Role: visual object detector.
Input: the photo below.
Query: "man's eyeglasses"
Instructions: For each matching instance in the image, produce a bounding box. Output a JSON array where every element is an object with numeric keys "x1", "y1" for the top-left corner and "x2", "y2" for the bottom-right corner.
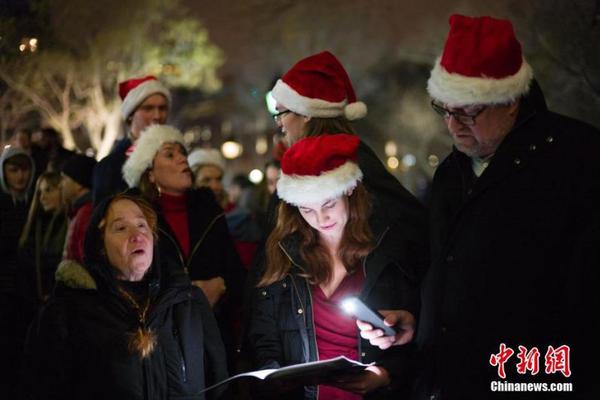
[
  {"x1": 430, "y1": 101, "x2": 486, "y2": 126},
  {"x1": 273, "y1": 109, "x2": 292, "y2": 122}
]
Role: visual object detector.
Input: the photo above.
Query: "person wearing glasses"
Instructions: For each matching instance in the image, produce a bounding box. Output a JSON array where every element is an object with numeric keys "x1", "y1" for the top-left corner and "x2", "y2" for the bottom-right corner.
[
  {"x1": 252, "y1": 52, "x2": 429, "y2": 347},
  {"x1": 403, "y1": 14, "x2": 600, "y2": 399}
]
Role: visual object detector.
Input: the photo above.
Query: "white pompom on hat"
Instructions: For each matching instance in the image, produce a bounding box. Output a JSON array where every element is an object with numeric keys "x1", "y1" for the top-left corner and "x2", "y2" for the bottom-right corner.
[
  {"x1": 277, "y1": 133, "x2": 363, "y2": 206},
  {"x1": 271, "y1": 51, "x2": 367, "y2": 120},
  {"x1": 427, "y1": 14, "x2": 533, "y2": 107},
  {"x1": 122, "y1": 124, "x2": 185, "y2": 188},
  {"x1": 119, "y1": 76, "x2": 171, "y2": 119}
]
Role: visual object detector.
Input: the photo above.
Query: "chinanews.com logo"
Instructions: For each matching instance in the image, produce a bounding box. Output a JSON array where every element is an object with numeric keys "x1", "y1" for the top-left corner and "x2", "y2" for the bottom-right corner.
[{"x1": 489, "y1": 343, "x2": 573, "y2": 393}]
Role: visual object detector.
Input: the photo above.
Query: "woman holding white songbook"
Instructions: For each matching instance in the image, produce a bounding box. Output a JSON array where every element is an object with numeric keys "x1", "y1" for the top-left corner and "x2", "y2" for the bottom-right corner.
[{"x1": 248, "y1": 134, "x2": 419, "y2": 400}]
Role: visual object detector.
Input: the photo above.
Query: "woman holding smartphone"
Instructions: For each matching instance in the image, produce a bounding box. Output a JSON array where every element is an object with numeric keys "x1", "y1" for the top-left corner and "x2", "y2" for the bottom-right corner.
[{"x1": 249, "y1": 134, "x2": 418, "y2": 400}]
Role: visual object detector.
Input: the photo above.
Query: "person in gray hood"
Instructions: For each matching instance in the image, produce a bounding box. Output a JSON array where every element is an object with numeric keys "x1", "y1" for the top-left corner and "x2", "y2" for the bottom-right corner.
[{"x1": 0, "y1": 145, "x2": 35, "y2": 397}]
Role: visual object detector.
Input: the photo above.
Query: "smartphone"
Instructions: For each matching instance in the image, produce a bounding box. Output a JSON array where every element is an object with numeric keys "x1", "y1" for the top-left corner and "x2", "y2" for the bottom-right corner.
[{"x1": 340, "y1": 296, "x2": 397, "y2": 336}]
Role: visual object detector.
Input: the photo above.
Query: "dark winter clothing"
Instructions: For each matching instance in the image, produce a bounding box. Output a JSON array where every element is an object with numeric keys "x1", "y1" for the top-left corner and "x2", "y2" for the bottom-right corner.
[
  {"x1": 248, "y1": 216, "x2": 420, "y2": 400},
  {"x1": 155, "y1": 188, "x2": 243, "y2": 287},
  {"x1": 23, "y1": 194, "x2": 229, "y2": 400},
  {"x1": 0, "y1": 147, "x2": 35, "y2": 397},
  {"x1": 154, "y1": 188, "x2": 245, "y2": 370},
  {"x1": 225, "y1": 203, "x2": 262, "y2": 269},
  {"x1": 92, "y1": 138, "x2": 131, "y2": 205},
  {"x1": 416, "y1": 81, "x2": 600, "y2": 399},
  {"x1": 18, "y1": 209, "x2": 68, "y2": 303},
  {"x1": 62, "y1": 153, "x2": 97, "y2": 189}
]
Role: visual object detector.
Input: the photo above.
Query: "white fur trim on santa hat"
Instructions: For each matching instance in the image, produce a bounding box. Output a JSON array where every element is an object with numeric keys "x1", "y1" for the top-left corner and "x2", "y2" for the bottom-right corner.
[
  {"x1": 121, "y1": 80, "x2": 171, "y2": 119},
  {"x1": 427, "y1": 57, "x2": 534, "y2": 106},
  {"x1": 122, "y1": 124, "x2": 185, "y2": 188},
  {"x1": 277, "y1": 161, "x2": 363, "y2": 206},
  {"x1": 188, "y1": 148, "x2": 225, "y2": 171},
  {"x1": 272, "y1": 79, "x2": 348, "y2": 118}
]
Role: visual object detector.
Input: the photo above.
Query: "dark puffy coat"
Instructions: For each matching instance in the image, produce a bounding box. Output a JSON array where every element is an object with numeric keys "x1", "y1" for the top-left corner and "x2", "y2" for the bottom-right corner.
[
  {"x1": 416, "y1": 81, "x2": 600, "y2": 399},
  {"x1": 23, "y1": 195, "x2": 229, "y2": 400},
  {"x1": 248, "y1": 217, "x2": 420, "y2": 400},
  {"x1": 92, "y1": 138, "x2": 131, "y2": 205}
]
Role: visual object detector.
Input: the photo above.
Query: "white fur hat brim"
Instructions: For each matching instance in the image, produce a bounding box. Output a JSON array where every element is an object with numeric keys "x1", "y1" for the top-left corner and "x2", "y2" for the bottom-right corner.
[
  {"x1": 272, "y1": 79, "x2": 350, "y2": 119},
  {"x1": 427, "y1": 56, "x2": 534, "y2": 106},
  {"x1": 188, "y1": 148, "x2": 225, "y2": 171},
  {"x1": 277, "y1": 161, "x2": 363, "y2": 206},
  {"x1": 121, "y1": 80, "x2": 171, "y2": 119},
  {"x1": 122, "y1": 124, "x2": 185, "y2": 187}
]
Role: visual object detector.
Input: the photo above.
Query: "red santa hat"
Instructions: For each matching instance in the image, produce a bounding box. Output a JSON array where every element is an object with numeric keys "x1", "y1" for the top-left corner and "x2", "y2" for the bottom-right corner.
[
  {"x1": 277, "y1": 134, "x2": 363, "y2": 206},
  {"x1": 119, "y1": 76, "x2": 171, "y2": 119},
  {"x1": 271, "y1": 51, "x2": 367, "y2": 120},
  {"x1": 122, "y1": 124, "x2": 185, "y2": 188},
  {"x1": 427, "y1": 14, "x2": 534, "y2": 106}
]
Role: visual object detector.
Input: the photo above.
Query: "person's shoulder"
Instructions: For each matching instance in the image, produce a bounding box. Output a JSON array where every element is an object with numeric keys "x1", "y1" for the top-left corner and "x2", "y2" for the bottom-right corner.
[{"x1": 543, "y1": 111, "x2": 600, "y2": 143}]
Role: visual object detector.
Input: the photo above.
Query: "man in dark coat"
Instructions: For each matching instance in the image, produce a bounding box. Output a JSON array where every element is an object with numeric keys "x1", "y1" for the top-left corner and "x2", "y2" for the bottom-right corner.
[
  {"x1": 92, "y1": 76, "x2": 170, "y2": 204},
  {"x1": 415, "y1": 14, "x2": 600, "y2": 399}
]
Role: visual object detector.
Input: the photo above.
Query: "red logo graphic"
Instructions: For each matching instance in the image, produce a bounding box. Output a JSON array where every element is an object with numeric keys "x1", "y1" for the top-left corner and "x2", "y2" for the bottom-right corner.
[
  {"x1": 489, "y1": 343, "x2": 514, "y2": 379},
  {"x1": 545, "y1": 345, "x2": 572, "y2": 377},
  {"x1": 516, "y1": 345, "x2": 540, "y2": 375},
  {"x1": 490, "y1": 344, "x2": 571, "y2": 378}
]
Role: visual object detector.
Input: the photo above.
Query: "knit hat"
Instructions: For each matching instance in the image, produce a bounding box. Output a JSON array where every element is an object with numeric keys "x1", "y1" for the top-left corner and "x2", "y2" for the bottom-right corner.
[
  {"x1": 427, "y1": 14, "x2": 534, "y2": 106},
  {"x1": 188, "y1": 148, "x2": 225, "y2": 172},
  {"x1": 277, "y1": 134, "x2": 362, "y2": 206},
  {"x1": 122, "y1": 124, "x2": 186, "y2": 188},
  {"x1": 271, "y1": 51, "x2": 367, "y2": 120},
  {"x1": 62, "y1": 154, "x2": 97, "y2": 189},
  {"x1": 119, "y1": 76, "x2": 171, "y2": 119}
]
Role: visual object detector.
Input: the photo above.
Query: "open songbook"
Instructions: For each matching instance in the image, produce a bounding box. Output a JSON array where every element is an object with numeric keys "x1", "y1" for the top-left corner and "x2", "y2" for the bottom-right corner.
[{"x1": 200, "y1": 356, "x2": 372, "y2": 394}]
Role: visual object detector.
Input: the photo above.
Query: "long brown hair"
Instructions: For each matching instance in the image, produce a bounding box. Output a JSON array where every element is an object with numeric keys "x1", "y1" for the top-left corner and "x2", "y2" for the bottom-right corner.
[
  {"x1": 260, "y1": 183, "x2": 374, "y2": 287},
  {"x1": 304, "y1": 117, "x2": 357, "y2": 138},
  {"x1": 138, "y1": 170, "x2": 159, "y2": 203},
  {"x1": 19, "y1": 172, "x2": 64, "y2": 247}
]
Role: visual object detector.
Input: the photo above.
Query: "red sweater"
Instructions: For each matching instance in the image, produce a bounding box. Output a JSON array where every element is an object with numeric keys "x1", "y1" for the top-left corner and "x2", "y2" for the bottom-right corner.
[
  {"x1": 158, "y1": 192, "x2": 190, "y2": 259},
  {"x1": 312, "y1": 270, "x2": 365, "y2": 400}
]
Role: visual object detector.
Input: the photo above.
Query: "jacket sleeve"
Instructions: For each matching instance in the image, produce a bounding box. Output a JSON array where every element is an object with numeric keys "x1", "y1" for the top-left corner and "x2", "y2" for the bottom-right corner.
[
  {"x1": 193, "y1": 288, "x2": 230, "y2": 400},
  {"x1": 21, "y1": 301, "x2": 72, "y2": 400},
  {"x1": 247, "y1": 284, "x2": 283, "y2": 370}
]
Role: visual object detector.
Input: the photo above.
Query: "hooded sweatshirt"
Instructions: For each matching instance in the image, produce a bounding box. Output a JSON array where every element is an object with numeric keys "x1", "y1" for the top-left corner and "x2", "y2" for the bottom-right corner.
[{"x1": 0, "y1": 146, "x2": 35, "y2": 294}]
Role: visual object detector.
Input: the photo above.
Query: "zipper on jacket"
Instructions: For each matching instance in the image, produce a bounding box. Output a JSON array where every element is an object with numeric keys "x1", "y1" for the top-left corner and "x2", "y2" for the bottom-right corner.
[
  {"x1": 158, "y1": 227, "x2": 187, "y2": 274},
  {"x1": 159, "y1": 212, "x2": 224, "y2": 275},
  {"x1": 173, "y1": 328, "x2": 188, "y2": 383},
  {"x1": 185, "y1": 213, "x2": 224, "y2": 270}
]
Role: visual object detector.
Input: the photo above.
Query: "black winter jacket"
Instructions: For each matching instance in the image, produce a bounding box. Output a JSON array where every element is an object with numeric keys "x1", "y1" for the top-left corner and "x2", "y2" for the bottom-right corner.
[
  {"x1": 248, "y1": 218, "x2": 420, "y2": 400},
  {"x1": 155, "y1": 188, "x2": 244, "y2": 296},
  {"x1": 92, "y1": 138, "x2": 131, "y2": 205},
  {"x1": 23, "y1": 195, "x2": 229, "y2": 400},
  {"x1": 416, "y1": 81, "x2": 600, "y2": 399}
]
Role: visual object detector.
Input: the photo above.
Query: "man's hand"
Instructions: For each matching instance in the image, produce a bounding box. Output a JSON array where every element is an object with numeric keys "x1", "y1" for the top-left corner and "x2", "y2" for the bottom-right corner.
[
  {"x1": 331, "y1": 365, "x2": 390, "y2": 394},
  {"x1": 356, "y1": 310, "x2": 415, "y2": 350},
  {"x1": 192, "y1": 277, "x2": 226, "y2": 307}
]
